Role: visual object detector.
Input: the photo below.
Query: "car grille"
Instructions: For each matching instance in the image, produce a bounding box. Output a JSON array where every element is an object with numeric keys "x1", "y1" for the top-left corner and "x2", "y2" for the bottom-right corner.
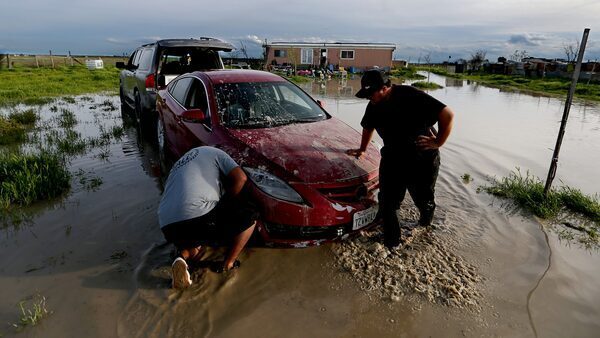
[
  {"x1": 317, "y1": 178, "x2": 379, "y2": 203},
  {"x1": 264, "y1": 222, "x2": 352, "y2": 240}
]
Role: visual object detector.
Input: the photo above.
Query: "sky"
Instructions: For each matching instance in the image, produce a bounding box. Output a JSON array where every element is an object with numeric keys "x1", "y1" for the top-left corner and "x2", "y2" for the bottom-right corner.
[{"x1": 1, "y1": 0, "x2": 599, "y2": 63}]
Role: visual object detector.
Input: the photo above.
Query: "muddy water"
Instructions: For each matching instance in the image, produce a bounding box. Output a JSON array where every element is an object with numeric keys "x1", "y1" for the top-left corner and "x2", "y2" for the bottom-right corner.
[{"x1": 0, "y1": 75, "x2": 599, "y2": 337}]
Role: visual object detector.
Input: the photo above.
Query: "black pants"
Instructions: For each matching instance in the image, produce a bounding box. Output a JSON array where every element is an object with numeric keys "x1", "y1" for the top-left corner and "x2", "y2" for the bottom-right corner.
[
  {"x1": 161, "y1": 198, "x2": 258, "y2": 250},
  {"x1": 379, "y1": 148, "x2": 440, "y2": 246}
]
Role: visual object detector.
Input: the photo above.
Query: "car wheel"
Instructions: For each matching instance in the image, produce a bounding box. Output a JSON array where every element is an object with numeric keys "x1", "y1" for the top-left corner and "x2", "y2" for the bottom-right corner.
[
  {"x1": 156, "y1": 117, "x2": 170, "y2": 174},
  {"x1": 119, "y1": 86, "x2": 131, "y2": 118},
  {"x1": 134, "y1": 92, "x2": 142, "y2": 123}
]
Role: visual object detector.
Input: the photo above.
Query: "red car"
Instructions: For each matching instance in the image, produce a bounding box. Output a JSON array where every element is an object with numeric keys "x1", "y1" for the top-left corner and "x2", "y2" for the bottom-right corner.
[{"x1": 156, "y1": 69, "x2": 381, "y2": 247}]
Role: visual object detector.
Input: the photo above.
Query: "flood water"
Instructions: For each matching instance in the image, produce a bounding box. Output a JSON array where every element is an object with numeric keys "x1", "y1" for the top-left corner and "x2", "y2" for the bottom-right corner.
[{"x1": 1, "y1": 73, "x2": 599, "y2": 337}]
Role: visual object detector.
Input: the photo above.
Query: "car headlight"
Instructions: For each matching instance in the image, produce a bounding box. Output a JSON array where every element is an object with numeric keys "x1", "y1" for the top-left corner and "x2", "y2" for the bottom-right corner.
[{"x1": 244, "y1": 167, "x2": 304, "y2": 204}]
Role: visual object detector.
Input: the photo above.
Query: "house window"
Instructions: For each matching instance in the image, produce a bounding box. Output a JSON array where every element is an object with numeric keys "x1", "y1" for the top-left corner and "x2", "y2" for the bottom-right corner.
[
  {"x1": 301, "y1": 48, "x2": 313, "y2": 64},
  {"x1": 340, "y1": 50, "x2": 355, "y2": 60},
  {"x1": 274, "y1": 50, "x2": 287, "y2": 58}
]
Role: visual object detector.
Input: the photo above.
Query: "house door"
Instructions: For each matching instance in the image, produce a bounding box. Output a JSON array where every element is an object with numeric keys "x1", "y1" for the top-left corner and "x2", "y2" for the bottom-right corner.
[{"x1": 320, "y1": 49, "x2": 327, "y2": 68}]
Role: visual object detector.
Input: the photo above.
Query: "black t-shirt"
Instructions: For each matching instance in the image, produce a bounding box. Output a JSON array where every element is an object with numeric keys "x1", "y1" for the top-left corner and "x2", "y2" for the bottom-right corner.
[{"x1": 360, "y1": 85, "x2": 446, "y2": 154}]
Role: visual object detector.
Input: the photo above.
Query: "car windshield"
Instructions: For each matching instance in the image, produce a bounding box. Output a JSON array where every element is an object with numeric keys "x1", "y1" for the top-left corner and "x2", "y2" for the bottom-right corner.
[{"x1": 214, "y1": 81, "x2": 327, "y2": 128}]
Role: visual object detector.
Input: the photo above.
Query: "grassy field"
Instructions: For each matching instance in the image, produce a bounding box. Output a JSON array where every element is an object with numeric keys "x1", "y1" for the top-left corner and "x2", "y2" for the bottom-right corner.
[
  {"x1": 423, "y1": 66, "x2": 600, "y2": 102},
  {"x1": 0, "y1": 65, "x2": 120, "y2": 106}
]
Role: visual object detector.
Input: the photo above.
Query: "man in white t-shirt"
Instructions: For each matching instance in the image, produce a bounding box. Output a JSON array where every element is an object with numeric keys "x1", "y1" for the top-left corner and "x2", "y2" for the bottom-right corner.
[{"x1": 158, "y1": 146, "x2": 258, "y2": 289}]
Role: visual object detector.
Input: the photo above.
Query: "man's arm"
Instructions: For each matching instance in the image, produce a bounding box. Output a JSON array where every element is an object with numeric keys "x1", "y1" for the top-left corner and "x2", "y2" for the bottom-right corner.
[
  {"x1": 346, "y1": 128, "x2": 375, "y2": 158},
  {"x1": 416, "y1": 106, "x2": 454, "y2": 150},
  {"x1": 225, "y1": 167, "x2": 247, "y2": 198}
]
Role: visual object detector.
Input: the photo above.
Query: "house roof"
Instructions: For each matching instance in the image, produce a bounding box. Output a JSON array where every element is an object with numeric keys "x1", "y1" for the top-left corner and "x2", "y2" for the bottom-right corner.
[{"x1": 264, "y1": 42, "x2": 396, "y2": 50}]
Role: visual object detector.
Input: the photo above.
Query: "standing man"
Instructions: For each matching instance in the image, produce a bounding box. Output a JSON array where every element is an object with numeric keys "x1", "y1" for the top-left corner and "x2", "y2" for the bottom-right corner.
[
  {"x1": 347, "y1": 70, "x2": 454, "y2": 248},
  {"x1": 158, "y1": 146, "x2": 258, "y2": 289}
]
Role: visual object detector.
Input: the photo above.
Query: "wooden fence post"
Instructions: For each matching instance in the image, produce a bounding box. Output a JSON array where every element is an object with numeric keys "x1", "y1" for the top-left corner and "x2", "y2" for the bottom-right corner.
[
  {"x1": 35, "y1": 55, "x2": 39, "y2": 68},
  {"x1": 544, "y1": 28, "x2": 590, "y2": 196},
  {"x1": 50, "y1": 50, "x2": 54, "y2": 68},
  {"x1": 7, "y1": 53, "x2": 11, "y2": 69}
]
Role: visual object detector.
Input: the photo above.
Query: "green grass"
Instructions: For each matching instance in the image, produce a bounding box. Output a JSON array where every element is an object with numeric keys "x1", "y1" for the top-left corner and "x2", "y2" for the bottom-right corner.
[
  {"x1": 558, "y1": 187, "x2": 600, "y2": 223},
  {"x1": 484, "y1": 170, "x2": 600, "y2": 243},
  {"x1": 484, "y1": 170, "x2": 561, "y2": 218},
  {"x1": 461, "y1": 173, "x2": 473, "y2": 183},
  {"x1": 0, "y1": 109, "x2": 40, "y2": 145},
  {"x1": 411, "y1": 81, "x2": 443, "y2": 90},
  {"x1": 9, "y1": 109, "x2": 38, "y2": 125},
  {"x1": 0, "y1": 65, "x2": 120, "y2": 106},
  {"x1": 0, "y1": 152, "x2": 71, "y2": 209},
  {"x1": 390, "y1": 67, "x2": 427, "y2": 80},
  {"x1": 0, "y1": 116, "x2": 26, "y2": 145},
  {"x1": 12, "y1": 294, "x2": 51, "y2": 331},
  {"x1": 460, "y1": 73, "x2": 600, "y2": 102},
  {"x1": 57, "y1": 108, "x2": 78, "y2": 128}
]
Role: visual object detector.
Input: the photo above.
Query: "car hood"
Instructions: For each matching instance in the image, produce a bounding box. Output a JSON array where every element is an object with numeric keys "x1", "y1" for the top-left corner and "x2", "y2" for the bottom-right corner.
[{"x1": 227, "y1": 118, "x2": 380, "y2": 183}]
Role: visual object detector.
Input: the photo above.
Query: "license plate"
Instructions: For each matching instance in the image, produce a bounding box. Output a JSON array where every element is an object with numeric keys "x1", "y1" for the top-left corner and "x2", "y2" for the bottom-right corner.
[{"x1": 352, "y1": 205, "x2": 378, "y2": 231}]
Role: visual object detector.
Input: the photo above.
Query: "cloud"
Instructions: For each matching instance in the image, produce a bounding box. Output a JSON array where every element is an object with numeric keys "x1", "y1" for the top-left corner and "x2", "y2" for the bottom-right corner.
[
  {"x1": 508, "y1": 34, "x2": 548, "y2": 47},
  {"x1": 106, "y1": 38, "x2": 130, "y2": 45},
  {"x1": 246, "y1": 35, "x2": 263, "y2": 45}
]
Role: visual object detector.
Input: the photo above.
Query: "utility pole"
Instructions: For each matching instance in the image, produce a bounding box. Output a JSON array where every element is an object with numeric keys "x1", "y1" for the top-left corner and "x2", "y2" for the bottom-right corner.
[{"x1": 544, "y1": 28, "x2": 590, "y2": 196}]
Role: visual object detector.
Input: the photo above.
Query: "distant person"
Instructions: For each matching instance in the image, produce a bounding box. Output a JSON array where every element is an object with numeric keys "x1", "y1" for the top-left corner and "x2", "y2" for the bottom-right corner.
[
  {"x1": 347, "y1": 70, "x2": 454, "y2": 248},
  {"x1": 158, "y1": 146, "x2": 258, "y2": 289}
]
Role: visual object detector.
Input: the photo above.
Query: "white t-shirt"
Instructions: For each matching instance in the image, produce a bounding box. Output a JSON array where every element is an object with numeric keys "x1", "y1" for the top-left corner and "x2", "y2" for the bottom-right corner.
[{"x1": 158, "y1": 146, "x2": 239, "y2": 228}]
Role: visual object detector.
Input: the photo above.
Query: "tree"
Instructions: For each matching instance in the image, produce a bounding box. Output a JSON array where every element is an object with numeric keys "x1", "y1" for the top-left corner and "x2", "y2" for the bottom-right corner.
[
  {"x1": 238, "y1": 40, "x2": 249, "y2": 59},
  {"x1": 563, "y1": 40, "x2": 580, "y2": 63},
  {"x1": 565, "y1": 42, "x2": 579, "y2": 62},
  {"x1": 469, "y1": 49, "x2": 487, "y2": 72},
  {"x1": 510, "y1": 49, "x2": 529, "y2": 62},
  {"x1": 423, "y1": 52, "x2": 432, "y2": 82}
]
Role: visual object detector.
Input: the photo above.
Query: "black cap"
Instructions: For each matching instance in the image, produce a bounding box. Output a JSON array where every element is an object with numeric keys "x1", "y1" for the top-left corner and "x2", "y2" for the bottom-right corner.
[{"x1": 355, "y1": 70, "x2": 389, "y2": 98}]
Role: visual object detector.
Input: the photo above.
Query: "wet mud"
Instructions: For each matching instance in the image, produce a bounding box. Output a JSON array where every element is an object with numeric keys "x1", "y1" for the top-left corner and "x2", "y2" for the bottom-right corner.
[{"x1": 332, "y1": 203, "x2": 482, "y2": 309}]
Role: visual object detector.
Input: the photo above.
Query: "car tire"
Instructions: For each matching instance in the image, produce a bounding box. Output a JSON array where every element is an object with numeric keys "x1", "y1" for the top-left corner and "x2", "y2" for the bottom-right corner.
[
  {"x1": 119, "y1": 86, "x2": 132, "y2": 118},
  {"x1": 134, "y1": 92, "x2": 142, "y2": 123},
  {"x1": 156, "y1": 117, "x2": 171, "y2": 174}
]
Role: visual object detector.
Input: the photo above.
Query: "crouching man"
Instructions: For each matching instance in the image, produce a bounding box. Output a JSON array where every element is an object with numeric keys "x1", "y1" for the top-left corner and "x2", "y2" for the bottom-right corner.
[{"x1": 158, "y1": 146, "x2": 258, "y2": 289}]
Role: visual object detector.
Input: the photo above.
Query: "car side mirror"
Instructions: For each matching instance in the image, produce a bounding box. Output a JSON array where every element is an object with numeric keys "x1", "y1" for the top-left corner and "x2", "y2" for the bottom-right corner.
[
  {"x1": 116, "y1": 61, "x2": 126, "y2": 69},
  {"x1": 181, "y1": 109, "x2": 208, "y2": 123},
  {"x1": 157, "y1": 75, "x2": 166, "y2": 89}
]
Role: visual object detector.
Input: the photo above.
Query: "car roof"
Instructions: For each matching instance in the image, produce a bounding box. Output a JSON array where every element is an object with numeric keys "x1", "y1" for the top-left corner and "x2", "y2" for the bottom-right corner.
[
  {"x1": 197, "y1": 70, "x2": 288, "y2": 84},
  {"x1": 142, "y1": 38, "x2": 234, "y2": 51}
]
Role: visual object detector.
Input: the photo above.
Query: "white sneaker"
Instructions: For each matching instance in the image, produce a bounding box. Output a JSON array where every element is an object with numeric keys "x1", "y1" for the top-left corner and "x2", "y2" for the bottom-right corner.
[{"x1": 171, "y1": 257, "x2": 192, "y2": 289}]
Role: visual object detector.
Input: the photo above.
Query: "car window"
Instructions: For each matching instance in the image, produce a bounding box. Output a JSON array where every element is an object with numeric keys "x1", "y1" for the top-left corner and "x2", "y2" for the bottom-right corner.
[
  {"x1": 170, "y1": 77, "x2": 193, "y2": 105},
  {"x1": 185, "y1": 79, "x2": 209, "y2": 113},
  {"x1": 138, "y1": 49, "x2": 153, "y2": 71},
  {"x1": 159, "y1": 47, "x2": 222, "y2": 75},
  {"x1": 214, "y1": 81, "x2": 327, "y2": 128},
  {"x1": 127, "y1": 50, "x2": 139, "y2": 67},
  {"x1": 132, "y1": 49, "x2": 143, "y2": 67}
]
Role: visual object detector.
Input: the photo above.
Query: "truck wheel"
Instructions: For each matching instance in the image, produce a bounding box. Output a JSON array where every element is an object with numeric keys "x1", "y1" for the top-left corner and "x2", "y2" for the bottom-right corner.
[{"x1": 134, "y1": 93, "x2": 142, "y2": 123}]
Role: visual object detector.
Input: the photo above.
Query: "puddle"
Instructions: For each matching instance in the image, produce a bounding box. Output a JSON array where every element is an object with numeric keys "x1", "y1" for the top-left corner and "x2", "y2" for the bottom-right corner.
[{"x1": 0, "y1": 74, "x2": 599, "y2": 337}]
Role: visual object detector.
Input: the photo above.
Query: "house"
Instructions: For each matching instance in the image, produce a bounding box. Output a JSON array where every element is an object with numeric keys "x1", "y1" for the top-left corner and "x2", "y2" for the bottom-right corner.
[{"x1": 263, "y1": 42, "x2": 396, "y2": 73}]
